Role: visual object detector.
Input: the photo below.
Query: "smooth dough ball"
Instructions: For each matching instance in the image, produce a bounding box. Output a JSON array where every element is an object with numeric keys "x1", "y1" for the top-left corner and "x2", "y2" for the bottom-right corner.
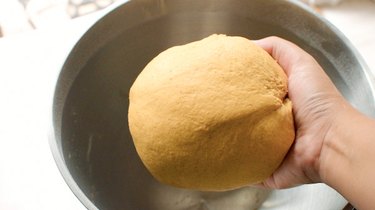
[{"x1": 128, "y1": 34, "x2": 295, "y2": 191}]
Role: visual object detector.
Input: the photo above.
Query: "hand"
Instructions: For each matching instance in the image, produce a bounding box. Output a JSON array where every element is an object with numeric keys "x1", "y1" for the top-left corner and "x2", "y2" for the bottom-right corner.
[{"x1": 253, "y1": 37, "x2": 349, "y2": 189}]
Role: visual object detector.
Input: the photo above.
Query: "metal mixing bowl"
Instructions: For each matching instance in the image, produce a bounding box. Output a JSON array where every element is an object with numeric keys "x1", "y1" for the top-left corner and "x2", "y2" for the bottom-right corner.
[{"x1": 50, "y1": 0, "x2": 375, "y2": 209}]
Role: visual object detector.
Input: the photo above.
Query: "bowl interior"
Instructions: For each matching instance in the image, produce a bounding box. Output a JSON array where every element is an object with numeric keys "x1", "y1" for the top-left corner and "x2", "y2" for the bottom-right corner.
[{"x1": 52, "y1": 0, "x2": 375, "y2": 209}]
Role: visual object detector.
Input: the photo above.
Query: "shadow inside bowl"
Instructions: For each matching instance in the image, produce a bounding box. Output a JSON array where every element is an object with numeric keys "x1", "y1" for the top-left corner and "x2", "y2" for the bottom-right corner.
[{"x1": 52, "y1": 0, "x2": 375, "y2": 209}]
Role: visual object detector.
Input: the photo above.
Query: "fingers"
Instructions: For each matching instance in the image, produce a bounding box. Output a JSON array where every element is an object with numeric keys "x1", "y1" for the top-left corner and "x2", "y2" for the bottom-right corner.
[
  {"x1": 253, "y1": 36, "x2": 316, "y2": 76},
  {"x1": 253, "y1": 154, "x2": 315, "y2": 189},
  {"x1": 253, "y1": 36, "x2": 340, "y2": 97},
  {"x1": 250, "y1": 36, "x2": 344, "y2": 190}
]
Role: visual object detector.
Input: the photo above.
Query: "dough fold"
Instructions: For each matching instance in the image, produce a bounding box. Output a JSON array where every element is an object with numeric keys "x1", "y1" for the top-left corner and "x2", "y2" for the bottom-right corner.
[{"x1": 128, "y1": 34, "x2": 295, "y2": 191}]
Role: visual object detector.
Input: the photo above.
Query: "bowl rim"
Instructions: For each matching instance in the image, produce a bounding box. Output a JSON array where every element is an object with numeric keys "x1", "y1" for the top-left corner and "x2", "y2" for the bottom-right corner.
[{"x1": 48, "y1": 0, "x2": 375, "y2": 209}]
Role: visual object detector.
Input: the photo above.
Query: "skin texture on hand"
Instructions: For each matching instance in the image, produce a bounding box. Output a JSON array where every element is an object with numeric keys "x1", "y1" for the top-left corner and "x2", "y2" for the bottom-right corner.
[
  {"x1": 253, "y1": 36, "x2": 345, "y2": 188},
  {"x1": 254, "y1": 37, "x2": 375, "y2": 210}
]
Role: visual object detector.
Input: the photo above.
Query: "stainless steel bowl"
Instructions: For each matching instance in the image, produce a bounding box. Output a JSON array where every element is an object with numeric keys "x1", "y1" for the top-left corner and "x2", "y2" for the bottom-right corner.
[{"x1": 50, "y1": 0, "x2": 375, "y2": 209}]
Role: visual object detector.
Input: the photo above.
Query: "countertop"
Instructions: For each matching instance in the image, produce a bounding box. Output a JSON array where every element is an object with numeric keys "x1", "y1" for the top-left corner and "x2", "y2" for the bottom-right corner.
[{"x1": 0, "y1": 0, "x2": 374, "y2": 209}]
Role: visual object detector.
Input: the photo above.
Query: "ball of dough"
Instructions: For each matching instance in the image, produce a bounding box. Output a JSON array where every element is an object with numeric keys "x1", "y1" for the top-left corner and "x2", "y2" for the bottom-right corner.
[{"x1": 128, "y1": 34, "x2": 295, "y2": 191}]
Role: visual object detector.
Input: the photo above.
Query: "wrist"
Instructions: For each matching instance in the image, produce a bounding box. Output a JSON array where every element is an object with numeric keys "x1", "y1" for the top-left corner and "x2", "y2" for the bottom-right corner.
[
  {"x1": 319, "y1": 101, "x2": 375, "y2": 210},
  {"x1": 318, "y1": 100, "x2": 353, "y2": 183}
]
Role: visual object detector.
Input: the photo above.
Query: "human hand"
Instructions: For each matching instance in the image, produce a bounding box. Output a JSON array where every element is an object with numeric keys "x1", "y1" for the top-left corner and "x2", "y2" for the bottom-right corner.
[{"x1": 253, "y1": 37, "x2": 350, "y2": 189}]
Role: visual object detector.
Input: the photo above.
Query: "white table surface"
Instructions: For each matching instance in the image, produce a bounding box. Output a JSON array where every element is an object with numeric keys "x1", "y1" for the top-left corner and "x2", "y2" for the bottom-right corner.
[{"x1": 0, "y1": 0, "x2": 374, "y2": 209}]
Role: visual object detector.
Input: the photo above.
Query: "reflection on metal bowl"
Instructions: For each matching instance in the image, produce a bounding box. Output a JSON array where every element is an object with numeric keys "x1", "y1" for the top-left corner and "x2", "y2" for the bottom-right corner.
[{"x1": 50, "y1": 0, "x2": 375, "y2": 209}]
